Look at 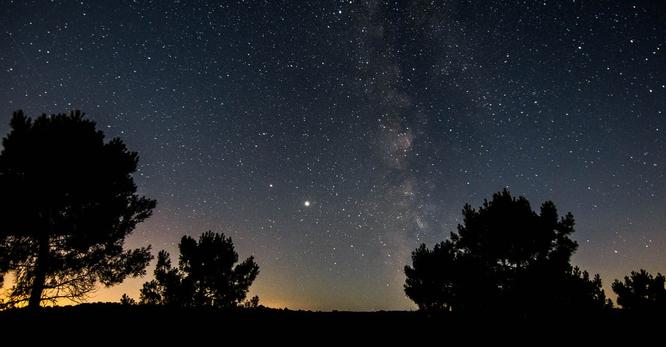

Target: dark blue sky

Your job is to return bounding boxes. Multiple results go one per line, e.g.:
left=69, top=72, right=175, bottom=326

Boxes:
left=1, top=0, right=665, bottom=310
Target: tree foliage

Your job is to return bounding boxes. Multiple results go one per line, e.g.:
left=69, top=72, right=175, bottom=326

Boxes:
left=612, top=269, right=666, bottom=312
left=120, top=293, right=136, bottom=305
left=0, top=110, right=154, bottom=308
left=404, top=189, right=610, bottom=314
left=140, top=231, right=259, bottom=308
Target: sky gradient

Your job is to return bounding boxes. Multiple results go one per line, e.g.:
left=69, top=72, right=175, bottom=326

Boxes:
left=1, top=0, right=665, bottom=310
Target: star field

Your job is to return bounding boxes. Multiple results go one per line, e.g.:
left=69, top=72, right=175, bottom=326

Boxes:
left=1, top=1, right=665, bottom=310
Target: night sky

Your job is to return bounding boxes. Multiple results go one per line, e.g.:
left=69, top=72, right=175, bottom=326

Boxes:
left=1, top=1, right=665, bottom=311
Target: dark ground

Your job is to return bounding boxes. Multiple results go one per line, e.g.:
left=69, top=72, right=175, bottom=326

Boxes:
left=0, top=303, right=659, bottom=343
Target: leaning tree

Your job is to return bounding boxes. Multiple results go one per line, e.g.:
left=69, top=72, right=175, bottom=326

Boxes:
left=0, top=110, right=155, bottom=308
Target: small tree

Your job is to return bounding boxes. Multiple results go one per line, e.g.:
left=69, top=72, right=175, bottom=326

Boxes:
left=404, top=189, right=610, bottom=313
left=612, top=270, right=666, bottom=312
left=139, top=250, right=192, bottom=307
left=140, top=231, right=259, bottom=308
left=243, top=295, right=260, bottom=309
left=120, top=293, right=136, bottom=305
left=0, top=110, right=155, bottom=309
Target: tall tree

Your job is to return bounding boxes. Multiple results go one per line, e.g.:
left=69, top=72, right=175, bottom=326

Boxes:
left=612, top=269, right=666, bottom=312
left=404, top=189, right=610, bottom=314
left=140, top=231, right=260, bottom=308
left=0, top=110, right=155, bottom=309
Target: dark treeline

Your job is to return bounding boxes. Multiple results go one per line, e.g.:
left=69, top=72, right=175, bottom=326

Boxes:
left=404, top=189, right=665, bottom=317
left=0, top=110, right=665, bottom=318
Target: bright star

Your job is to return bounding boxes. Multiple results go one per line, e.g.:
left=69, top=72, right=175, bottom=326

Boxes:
left=304, top=200, right=311, bottom=207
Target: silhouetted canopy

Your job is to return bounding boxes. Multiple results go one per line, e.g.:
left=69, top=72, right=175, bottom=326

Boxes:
left=404, top=189, right=610, bottom=314
left=0, top=110, right=155, bottom=308
left=612, top=269, right=666, bottom=312
left=140, top=231, right=259, bottom=308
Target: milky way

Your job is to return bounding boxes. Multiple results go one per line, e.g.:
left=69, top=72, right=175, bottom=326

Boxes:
left=1, top=1, right=665, bottom=310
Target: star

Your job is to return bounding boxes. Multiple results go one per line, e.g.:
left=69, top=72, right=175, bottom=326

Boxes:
left=2, top=0, right=663, bottom=312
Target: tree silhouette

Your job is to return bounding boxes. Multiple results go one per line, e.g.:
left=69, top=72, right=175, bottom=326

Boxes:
left=120, top=293, right=136, bottom=305
left=612, top=269, right=666, bottom=312
left=140, top=231, right=260, bottom=308
left=0, top=110, right=155, bottom=309
left=243, top=295, right=260, bottom=309
left=139, top=250, right=192, bottom=306
left=404, top=189, right=610, bottom=314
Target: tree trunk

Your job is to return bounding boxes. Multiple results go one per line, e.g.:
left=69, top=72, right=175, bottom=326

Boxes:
left=28, top=233, right=49, bottom=309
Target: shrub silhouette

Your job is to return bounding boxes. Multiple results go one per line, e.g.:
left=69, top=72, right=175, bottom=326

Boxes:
left=612, top=269, right=666, bottom=312
left=404, top=189, right=610, bottom=314
left=120, top=293, right=136, bottom=305
left=140, top=231, right=259, bottom=308
left=0, top=110, right=155, bottom=309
